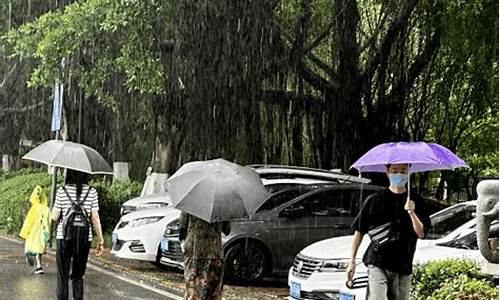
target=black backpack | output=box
[61,187,91,241]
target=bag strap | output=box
[61,186,92,220]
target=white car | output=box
[120,192,172,215]
[288,201,479,300]
[111,207,181,262]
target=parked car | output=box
[112,176,348,263]
[120,193,172,215]
[111,207,181,262]
[159,184,384,284]
[287,201,479,300]
[119,165,368,216]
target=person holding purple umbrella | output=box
[346,163,431,300]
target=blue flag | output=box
[51,83,63,132]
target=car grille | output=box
[290,291,339,300]
[161,239,184,262]
[292,255,322,279]
[129,240,145,253]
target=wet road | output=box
[0,236,181,300]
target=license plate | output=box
[340,292,356,300]
[290,282,301,298]
[112,233,118,246]
[160,239,169,251]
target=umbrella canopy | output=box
[22,140,112,175]
[166,158,268,223]
[350,142,468,173]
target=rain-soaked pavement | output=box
[1,235,290,300]
[0,236,180,300]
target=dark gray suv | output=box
[159,183,383,284]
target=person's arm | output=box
[405,199,425,239]
[91,210,104,256]
[51,187,64,222]
[346,231,364,281]
[90,188,104,256]
[19,207,35,239]
[51,208,61,222]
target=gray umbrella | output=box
[22,140,112,174]
[165,158,268,223]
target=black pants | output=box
[56,238,91,300]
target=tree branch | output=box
[0,63,17,91]
[362,0,419,83]
[389,27,441,101]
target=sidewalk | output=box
[0,235,179,299]
[2,234,289,300]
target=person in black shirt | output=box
[346,164,431,300]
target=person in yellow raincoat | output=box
[19,185,51,274]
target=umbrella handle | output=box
[407,173,410,202]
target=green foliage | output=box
[0,170,52,233]
[5,0,167,106]
[411,259,486,299]
[429,274,499,300]
[0,170,142,238]
[91,178,143,233]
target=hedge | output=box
[0,170,142,236]
[411,259,498,300]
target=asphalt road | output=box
[0,236,181,300]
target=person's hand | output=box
[405,199,415,213]
[95,241,104,257]
[346,260,356,281]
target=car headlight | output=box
[164,219,180,236]
[127,216,163,228]
[318,259,360,273]
[137,203,167,210]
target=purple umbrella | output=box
[350,142,468,202]
[350,142,468,173]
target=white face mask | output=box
[388,173,408,187]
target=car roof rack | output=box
[247,164,371,184]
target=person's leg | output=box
[206,258,224,300]
[366,265,389,300]
[57,239,73,300]
[184,257,199,300]
[385,269,411,300]
[34,254,44,274]
[70,239,91,300]
[394,273,411,300]
[35,254,41,268]
[25,252,34,267]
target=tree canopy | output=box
[0,0,497,199]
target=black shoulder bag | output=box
[368,197,404,251]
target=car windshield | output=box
[256,186,316,213]
[438,222,498,250]
[426,203,476,240]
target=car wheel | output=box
[224,241,268,285]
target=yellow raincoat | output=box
[19,186,51,255]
